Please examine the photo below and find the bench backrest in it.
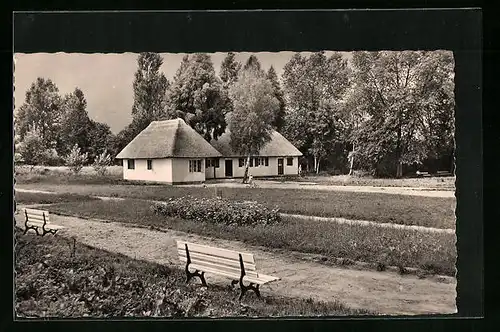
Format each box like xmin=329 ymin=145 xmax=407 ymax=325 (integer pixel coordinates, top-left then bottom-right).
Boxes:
xmin=25 ymin=208 xmax=50 ymax=223
xmin=176 ymin=240 xmax=259 ymax=279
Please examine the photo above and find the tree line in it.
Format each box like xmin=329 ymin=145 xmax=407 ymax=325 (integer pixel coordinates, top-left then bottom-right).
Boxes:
xmin=14 ymin=50 xmax=455 ymax=178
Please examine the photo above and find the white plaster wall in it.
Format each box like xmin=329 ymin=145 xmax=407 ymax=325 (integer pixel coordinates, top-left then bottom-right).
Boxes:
xmin=226 ymin=156 xmax=299 ymax=178
xmin=205 ymin=158 xmax=222 ymax=179
xmin=283 ymin=156 xmax=299 ymax=176
xmin=171 ymin=158 xmax=206 ymax=183
xmin=122 ymin=158 xmax=172 ymax=183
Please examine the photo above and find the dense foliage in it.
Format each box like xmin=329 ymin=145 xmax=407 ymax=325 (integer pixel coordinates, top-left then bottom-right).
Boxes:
xmin=152 ymin=197 xmax=281 ymax=226
xmin=15 ymin=51 xmax=455 ymax=177
xmin=166 ymin=53 xmax=230 ymax=141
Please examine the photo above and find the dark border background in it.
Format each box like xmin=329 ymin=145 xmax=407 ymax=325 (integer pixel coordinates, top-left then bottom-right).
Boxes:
xmin=5 ymin=7 xmax=485 ymax=332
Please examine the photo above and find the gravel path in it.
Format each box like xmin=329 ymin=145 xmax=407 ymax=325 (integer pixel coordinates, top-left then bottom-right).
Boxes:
xmin=178 ymin=181 xmax=455 ymax=198
xmin=15 ymin=206 xmax=457 ymax=316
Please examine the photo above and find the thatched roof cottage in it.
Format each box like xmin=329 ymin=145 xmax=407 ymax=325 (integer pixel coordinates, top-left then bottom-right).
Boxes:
xmin=116 ymin=118 xmax=302 ymax=184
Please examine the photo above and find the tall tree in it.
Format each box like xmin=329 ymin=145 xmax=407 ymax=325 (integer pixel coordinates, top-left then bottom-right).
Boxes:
xmin=166 ymin=53 xmax=230 ymax=141
xmin=112 ymin=52 xmax=171 ymax=154
xmin=266 ymin=66 xmax=286 ymax=131
xmin=132 ymin=52 xmax=169 ymax=123
xmin=282 ymin=52 xmax=350 ymax=173
xmin=228 ymin=68 xmax=279 ymax=183
xmin=341 ymin=83 xmax=368 ymax=175
xmin=15 ymin=78 xmax=63 ymax=149
xmin=349 ymin=50 xmax=454 ymax=177
xmin=243 ymin=54 xmax=265 ymax=76
xmin=220 ymin=52 xmax=241 ymax=86
xmin=58 ymin=87 xmax=93 ymax=156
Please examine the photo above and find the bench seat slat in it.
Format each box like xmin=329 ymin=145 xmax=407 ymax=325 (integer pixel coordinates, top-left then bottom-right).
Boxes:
xmin=189 ymin=263 xmax=241 ymax=280
xmin=177 ymin=241 xmax=255 ymax=265
xmin=177 ymin=249 xmax=257 ymax=271
xmin=180 ymin=257 xmax=259 ymax=279
xmin=189 ymin=263 xmax=278 ymax=285
xmin=24 ymin=220 xmax=65 ymax=229
xmin=245 ymin=273 xmax=280 ymax=284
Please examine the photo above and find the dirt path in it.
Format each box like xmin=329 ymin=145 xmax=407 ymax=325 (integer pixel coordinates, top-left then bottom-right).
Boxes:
xmin=179 ymin=181 xmax=455 ymax=198
xmin=15 ymin=207 xmax=456 ymax=316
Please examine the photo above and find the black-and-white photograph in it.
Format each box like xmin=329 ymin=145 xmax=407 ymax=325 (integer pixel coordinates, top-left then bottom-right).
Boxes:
xmin=11 ymin=6 xmax=474 ymax=319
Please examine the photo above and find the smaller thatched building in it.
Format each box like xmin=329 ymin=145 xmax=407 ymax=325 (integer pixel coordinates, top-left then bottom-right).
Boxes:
xmin=208 ymin=130 xmax=303 ymax=179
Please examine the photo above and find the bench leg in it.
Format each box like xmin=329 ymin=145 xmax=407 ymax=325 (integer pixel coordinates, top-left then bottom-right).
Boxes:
xmin=238 ymin=281 xmax=260 ymax=300
xmin=186 ymin=268 xmax=207 ymax=287
xmin=24 ymin=225 xmax=40 ymax=236
xmin=41 ymin=217 xmax=58 ymax=237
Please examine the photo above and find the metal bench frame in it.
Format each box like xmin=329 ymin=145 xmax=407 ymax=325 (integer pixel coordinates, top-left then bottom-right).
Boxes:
xmin=182 ymin=243 xmax=271 ymax=300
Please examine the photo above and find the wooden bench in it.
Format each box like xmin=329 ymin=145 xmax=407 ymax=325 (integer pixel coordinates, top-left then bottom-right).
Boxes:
xmin=176 ymin=240 xmax=280 ymax=300
xmin=23 ymin=208 xmax=64 ymax=236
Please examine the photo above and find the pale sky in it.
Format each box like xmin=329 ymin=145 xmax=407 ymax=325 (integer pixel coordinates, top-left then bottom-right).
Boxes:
xmin=14 ymin=51 xmax=350 ymax=133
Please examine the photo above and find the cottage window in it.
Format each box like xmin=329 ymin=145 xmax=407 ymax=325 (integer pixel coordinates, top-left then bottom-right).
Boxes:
xmin=258 ymin=157 xmax=268 ymax=166
xmin=189 ymin=160 xmax=202 ymax=173
xmin=287 ymin=157 xmax=293 ymax=166
xmin=127 ymin=159 xmax=135 ymax=170
xmin=206 ymin=159 xmax=212 ymax=167
xmin=214 ymin=159 xmax=220 ymax=168
xmin=238 ymin=158 xmax=245 ymax=167
xmin=249 ymin=158 xmax=254 ymax=167
xmin=265 ymin=157 xmax=269 ymax=166
xmin=255 ymin=158 xmax=260 ymax=167
xmin=147 ymin=159 xmax=153 ymax=170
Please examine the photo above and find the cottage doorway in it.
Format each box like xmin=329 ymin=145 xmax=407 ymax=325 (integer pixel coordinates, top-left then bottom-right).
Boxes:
xmin=277 ymin=158 xmax=284 ymax=175
xmin=225 ymin=160 xmax=233 ymax=177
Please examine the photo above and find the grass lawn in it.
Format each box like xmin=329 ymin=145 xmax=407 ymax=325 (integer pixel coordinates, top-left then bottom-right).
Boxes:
xmin=47 ymin=199 xmax=457 ymax=276
xmin=14 ymin=229 xmax=366 ymax=318
xmin=17 ymin=183 xmax=456 ymax=230
xmin=16 ymin=191 xmax=100 ymax=205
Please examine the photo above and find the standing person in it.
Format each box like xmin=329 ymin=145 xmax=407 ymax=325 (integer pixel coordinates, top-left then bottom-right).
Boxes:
xmin=298 ymin=164 xmax=302 ymax=177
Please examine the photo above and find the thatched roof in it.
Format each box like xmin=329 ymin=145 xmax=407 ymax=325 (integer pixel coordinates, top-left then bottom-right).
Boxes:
xmin=116 ymin=118 xmax=223 ymax=159
xmin=210 ymin=130 xmax=303 ymax=157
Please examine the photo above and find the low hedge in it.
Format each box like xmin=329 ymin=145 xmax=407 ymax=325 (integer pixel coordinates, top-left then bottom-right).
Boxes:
xmin=152 ymin=196 xmax=281 ymax=226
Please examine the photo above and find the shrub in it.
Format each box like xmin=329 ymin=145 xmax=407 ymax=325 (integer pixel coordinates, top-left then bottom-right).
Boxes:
xmin=16 ymin=125 xmax=62 ymax=169
xmin=92 ymin=150 xmax=113 ymax=176
xmin=152 ymin=196 xmax=281 ymax=226
xmin=64 ymin=144 xmax=88 ymax=174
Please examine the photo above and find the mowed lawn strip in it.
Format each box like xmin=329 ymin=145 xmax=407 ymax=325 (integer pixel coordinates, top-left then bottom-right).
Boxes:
xmin=18 ymin=183 xmax=456 ymax=229
xmin=15 ymin=230 xmax=366 ymax=318
xmin=47 ymin=199 xmax=457 ymax=276
xmin=16 ymin=191 xmax=100 ymax=205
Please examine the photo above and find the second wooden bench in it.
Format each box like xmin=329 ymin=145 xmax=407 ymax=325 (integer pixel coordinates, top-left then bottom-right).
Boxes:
xmin=23 ymin=208 xmax=64 ymax=236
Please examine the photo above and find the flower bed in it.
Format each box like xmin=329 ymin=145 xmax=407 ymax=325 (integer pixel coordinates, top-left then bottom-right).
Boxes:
xmin=152 ymin=196 xmax=281 ymax=226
